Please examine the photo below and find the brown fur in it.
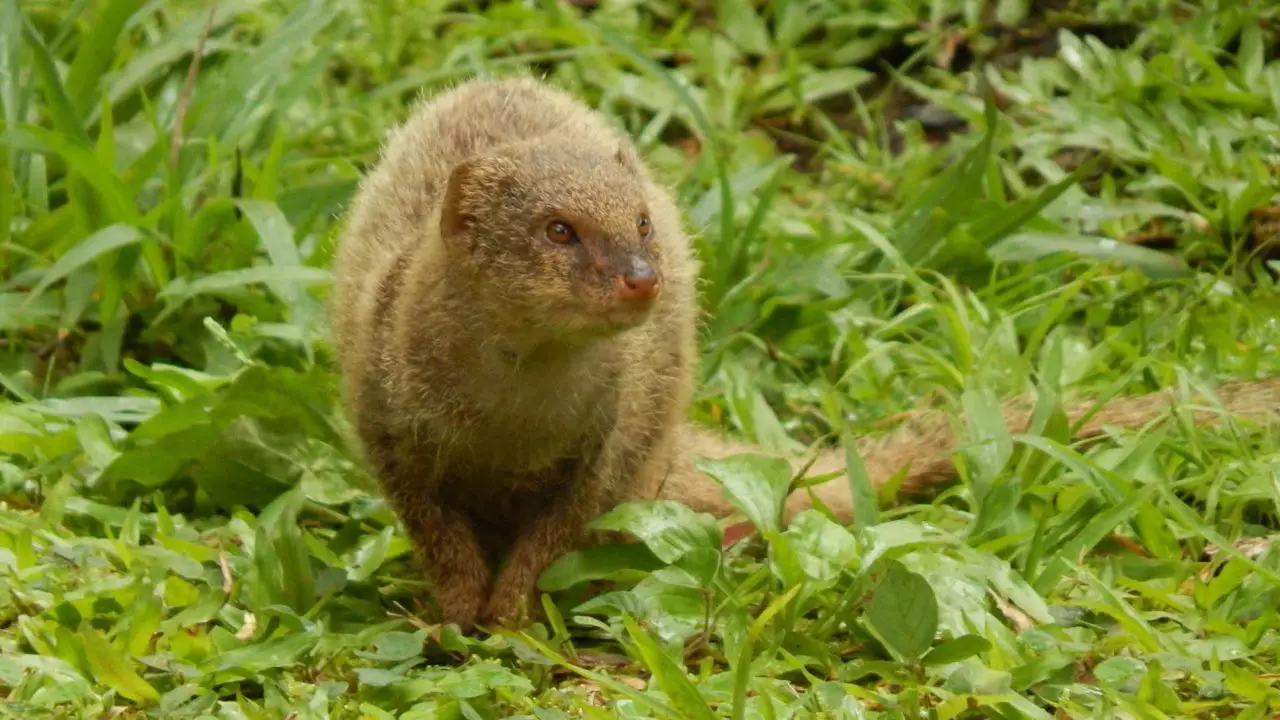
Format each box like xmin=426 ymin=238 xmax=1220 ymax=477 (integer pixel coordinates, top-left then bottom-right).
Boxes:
xmin=330 ymin=76 xmax=699 ymax=630
xmin=331 ymin=74 xmax=1280 ymax=631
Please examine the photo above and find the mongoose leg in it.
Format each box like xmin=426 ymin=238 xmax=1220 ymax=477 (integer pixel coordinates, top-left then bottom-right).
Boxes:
xmin=481 ymin=474 xmax=605 ymax=625
xmin=388 ymin=487 xmax=492 ymax=630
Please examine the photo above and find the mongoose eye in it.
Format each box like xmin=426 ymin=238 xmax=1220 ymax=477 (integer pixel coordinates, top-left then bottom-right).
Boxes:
xmin=546 ymin=220 xmax=576 ymax=244
xmin=637 ymin=215 xmax=652 ymax=238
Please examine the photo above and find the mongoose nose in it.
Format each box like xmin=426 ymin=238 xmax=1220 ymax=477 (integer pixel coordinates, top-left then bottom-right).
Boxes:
xmin=615 ymin=258 xmax=660 ymax=302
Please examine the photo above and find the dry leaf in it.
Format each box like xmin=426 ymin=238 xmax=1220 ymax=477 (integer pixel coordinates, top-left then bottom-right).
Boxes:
xmin=990 ymin=591 xmax=1035 ymax=632
xmin=236 ymin=611 xmax=257 ymax=640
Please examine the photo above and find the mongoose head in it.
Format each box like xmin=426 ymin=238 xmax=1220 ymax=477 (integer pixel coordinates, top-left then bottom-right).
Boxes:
xmin=439 ymin=132 xmax=669 ymax=339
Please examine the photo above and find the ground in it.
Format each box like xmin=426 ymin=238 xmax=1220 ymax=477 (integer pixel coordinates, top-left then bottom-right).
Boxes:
xmin=3 ymin=0 xmax=1280 ymax=718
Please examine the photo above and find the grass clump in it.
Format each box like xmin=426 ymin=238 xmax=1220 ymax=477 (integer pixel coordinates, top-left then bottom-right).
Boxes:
xmin=3 ymin=0 xmax=1280 ymax=717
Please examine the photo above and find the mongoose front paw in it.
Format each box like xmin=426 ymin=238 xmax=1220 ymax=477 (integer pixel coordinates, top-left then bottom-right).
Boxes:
xmin=434 ymin=582 xmax=489 ymax=633
xmin=479 ymin=585 xmax=536 ymax=628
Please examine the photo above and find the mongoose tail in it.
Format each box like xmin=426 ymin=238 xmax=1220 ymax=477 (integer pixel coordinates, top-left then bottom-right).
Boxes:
xmin=659 ymin=377 xmax=1280 ymax=525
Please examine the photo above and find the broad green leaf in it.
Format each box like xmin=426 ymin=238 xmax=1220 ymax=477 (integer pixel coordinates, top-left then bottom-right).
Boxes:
xmin=537 ymin=542 xmax=664 ymax=592
xmin=364 ymin=630 xmax=429 ymax=662
xmin=694 ymin=453 xmax=793 ymax=535
xmin=249 ymin=487 xmax=317 ymax=614
xmin=943 ymin=664 xmax=1014 ymax=696
xmin=590 ymin=500 xmax=721 ymax=564
xmin=191 ymin=425 xmax=296 ymax=508
xmin=1094 ymin=656 xmax=1148 ymax=685
xmin=715 ymin=0 xmax=771 ymax=55
xmin=1237 ymin=22 xmax=1264 ymax=86
xmin=79 ymin=629 xmax=160 ymax=704
xmin=0 ymin=655 xmax=21 ymax=686
xmin=862 ymin=558 xmax=939 ymax=662
xmin=778 ymin=509 xmax=858 ymax=584
xmin=347 ymin=525 xmax=395 ymax=582
xmin=922 ymin=634 xmax=992 ymax=666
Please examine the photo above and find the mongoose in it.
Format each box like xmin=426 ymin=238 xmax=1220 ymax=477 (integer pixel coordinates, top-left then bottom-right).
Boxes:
xmin=330 ymin=75 xmax=700 ymax=630
xmin=330 ymin=74 xmax=1280 ymax=631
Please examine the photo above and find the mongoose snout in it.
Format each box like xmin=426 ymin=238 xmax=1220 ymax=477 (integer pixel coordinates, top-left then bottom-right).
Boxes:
xmin=615 ymin=256 xmax=660 ymax=301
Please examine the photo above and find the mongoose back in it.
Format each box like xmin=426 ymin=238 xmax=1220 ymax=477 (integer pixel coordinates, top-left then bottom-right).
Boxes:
xmin=329 ymin=76 xmax=700 ymax=629
xmin=331 ymin=75 xmax=1280 ymax=632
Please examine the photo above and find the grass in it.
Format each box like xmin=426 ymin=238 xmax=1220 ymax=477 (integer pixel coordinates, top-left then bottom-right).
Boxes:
xmin=3 ymin=0 xmax=1280 ymax=717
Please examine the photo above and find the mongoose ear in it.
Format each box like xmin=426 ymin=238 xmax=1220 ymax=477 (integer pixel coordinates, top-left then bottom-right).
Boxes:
xmin=441 ymin=156 xmax=519 ymax=237
xmin=440 ymin=157 xmax=488 ymax=237
xmin=614 ymin=143 xmax=642 ymax=174
xmin=441 ymin=156 xmax=519 ymax=238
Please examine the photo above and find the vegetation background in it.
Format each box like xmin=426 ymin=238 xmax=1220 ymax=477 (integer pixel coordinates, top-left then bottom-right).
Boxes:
xmin=3 ymin=0 xmax=1280 ymax=717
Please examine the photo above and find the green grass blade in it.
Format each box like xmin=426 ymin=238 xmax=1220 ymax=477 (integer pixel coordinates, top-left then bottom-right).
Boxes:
xmin=20 ymin=16 xmax=87 ymax=144
xmin=0 ymin=125 xmax=139 ymax=224
xmin=622 ymin=615 xmax=718 ymax=720
xmin=1030 ymin=484 xmax=1156 ymax=595
xmin=64 ymin=0 xmax=145 ymax=116
xmin=22 ymin=223 xmax=140 ymax=302
xmin=989 ymin=233 xmax=1193 ymax=280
